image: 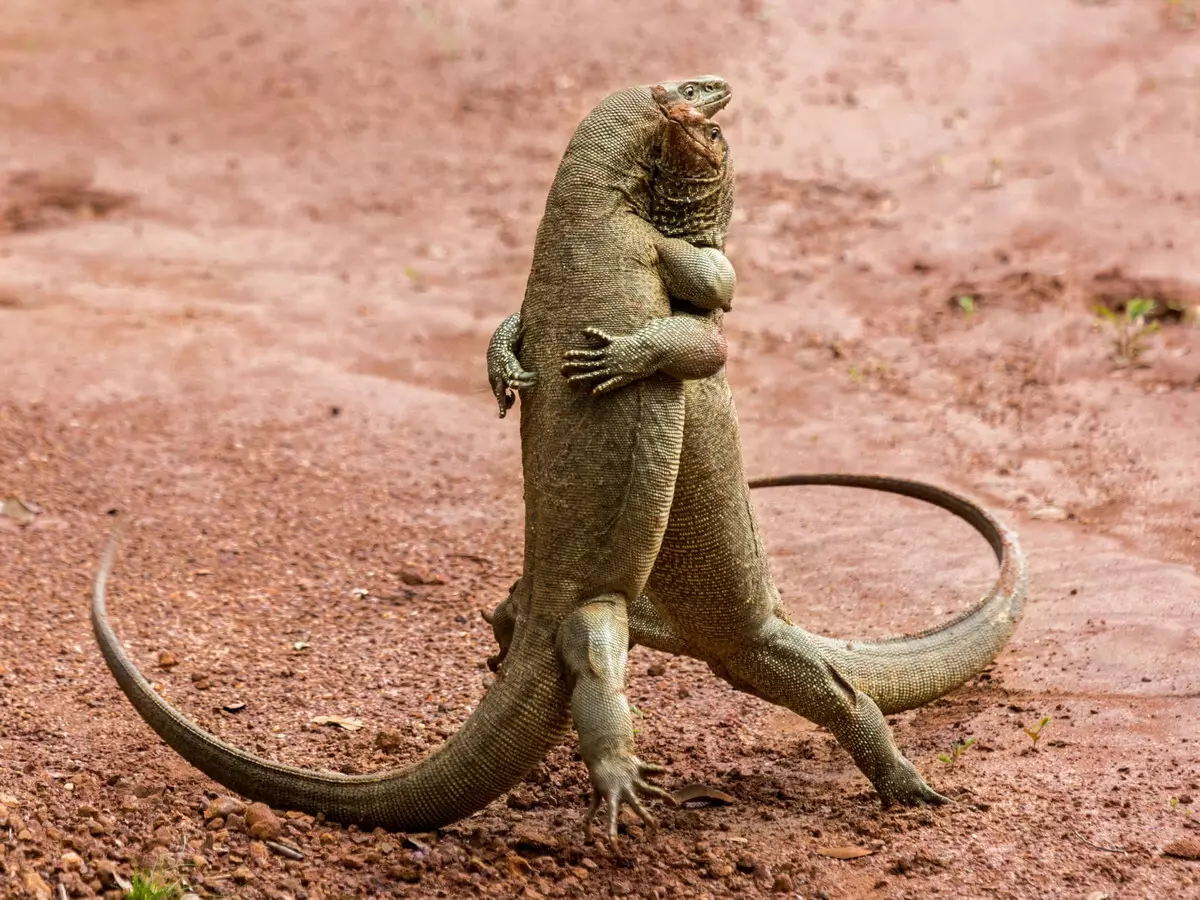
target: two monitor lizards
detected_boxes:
[91,76,1027,843]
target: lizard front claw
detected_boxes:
[583,755,677,843]
[486,312,536,418]
[561,327,657,396]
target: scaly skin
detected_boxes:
[91,77,738,838]
[485,110,1028,812]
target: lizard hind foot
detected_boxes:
[874,757,950,809]
[582,756,677,844]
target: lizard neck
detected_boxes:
[543,86,659,221]
[650,171,732,250]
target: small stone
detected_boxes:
[1163,837,1200,860]
[95,860,121,888]
[225,813,246,833]
[245,802,283,840]
[506,789,536,811]
[374,730,405,753]
[61,850,84,870]
[340,854,366,869]
[23,870,52,900]
[249,841,269,865]
[120,795,139,813]
[398,565,446,586]
[150,825,176,847]
[319,832,337,845]
[232,866,254,884]
[509,824,559,854]
[506,854,533,877]
[735,853,757,874]
[389,861,422,883]
[772,873,794,893]
[612,881,634,897]
[157,651,178,668]
[647,663,667,677]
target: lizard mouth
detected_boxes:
[696,88,732,117]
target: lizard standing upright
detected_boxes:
[90,77,742,838]
[486,100,1028,809]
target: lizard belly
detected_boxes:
[517,223,687,619]
[646,374,780,652]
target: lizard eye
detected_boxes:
[709,126,721,140]
[683,84,696,99]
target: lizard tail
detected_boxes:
[92,526,570,831]
[748,474,1027,715]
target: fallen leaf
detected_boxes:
[223,701,247,713]
[1029,506,1068,521]
[1163,837,1200,860]
[816,846,875,860]
[0,497,37,525]
[672,783,736,807]
[293,641,311,652]
[310,715,364,731]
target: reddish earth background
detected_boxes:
[2,1,1199,898]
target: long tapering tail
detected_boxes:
[748,474,1028,715]
[92,529,569,830]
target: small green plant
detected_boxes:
[956,295,977,317]
[936,737,977,767]
[1095,298,1159,367]
[1022,715,1051,748]
[126,867,183,900]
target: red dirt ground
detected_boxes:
[2,1,1198,898]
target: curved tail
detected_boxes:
[748,474,1027,715]
[92,530,569,830]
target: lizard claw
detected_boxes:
[582,757,677,844]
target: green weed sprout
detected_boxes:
[1023,715,1051,748]
[936,737,977,767]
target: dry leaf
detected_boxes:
[0,497,37,525]
[816,846,875,860]
[293,641,311,652]
[672,783,736,807]
[310,715,364,731]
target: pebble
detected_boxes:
[23,870,52,900]
[225,813,247,833]
[772,873,794,893]
[61,850,84,870]
[204,796,246,821]
[246,802,283,840]
[233,866,255,884]
[157,651,178,668]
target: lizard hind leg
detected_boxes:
[557,597,677,842]
[718,616,948,809]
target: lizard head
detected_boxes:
[656,76,731,117]
[652,93,729,181]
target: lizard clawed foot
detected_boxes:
[874,758,950,809]
[561,327,655,396]
[582,756,677,844]
[490,359,537,418]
